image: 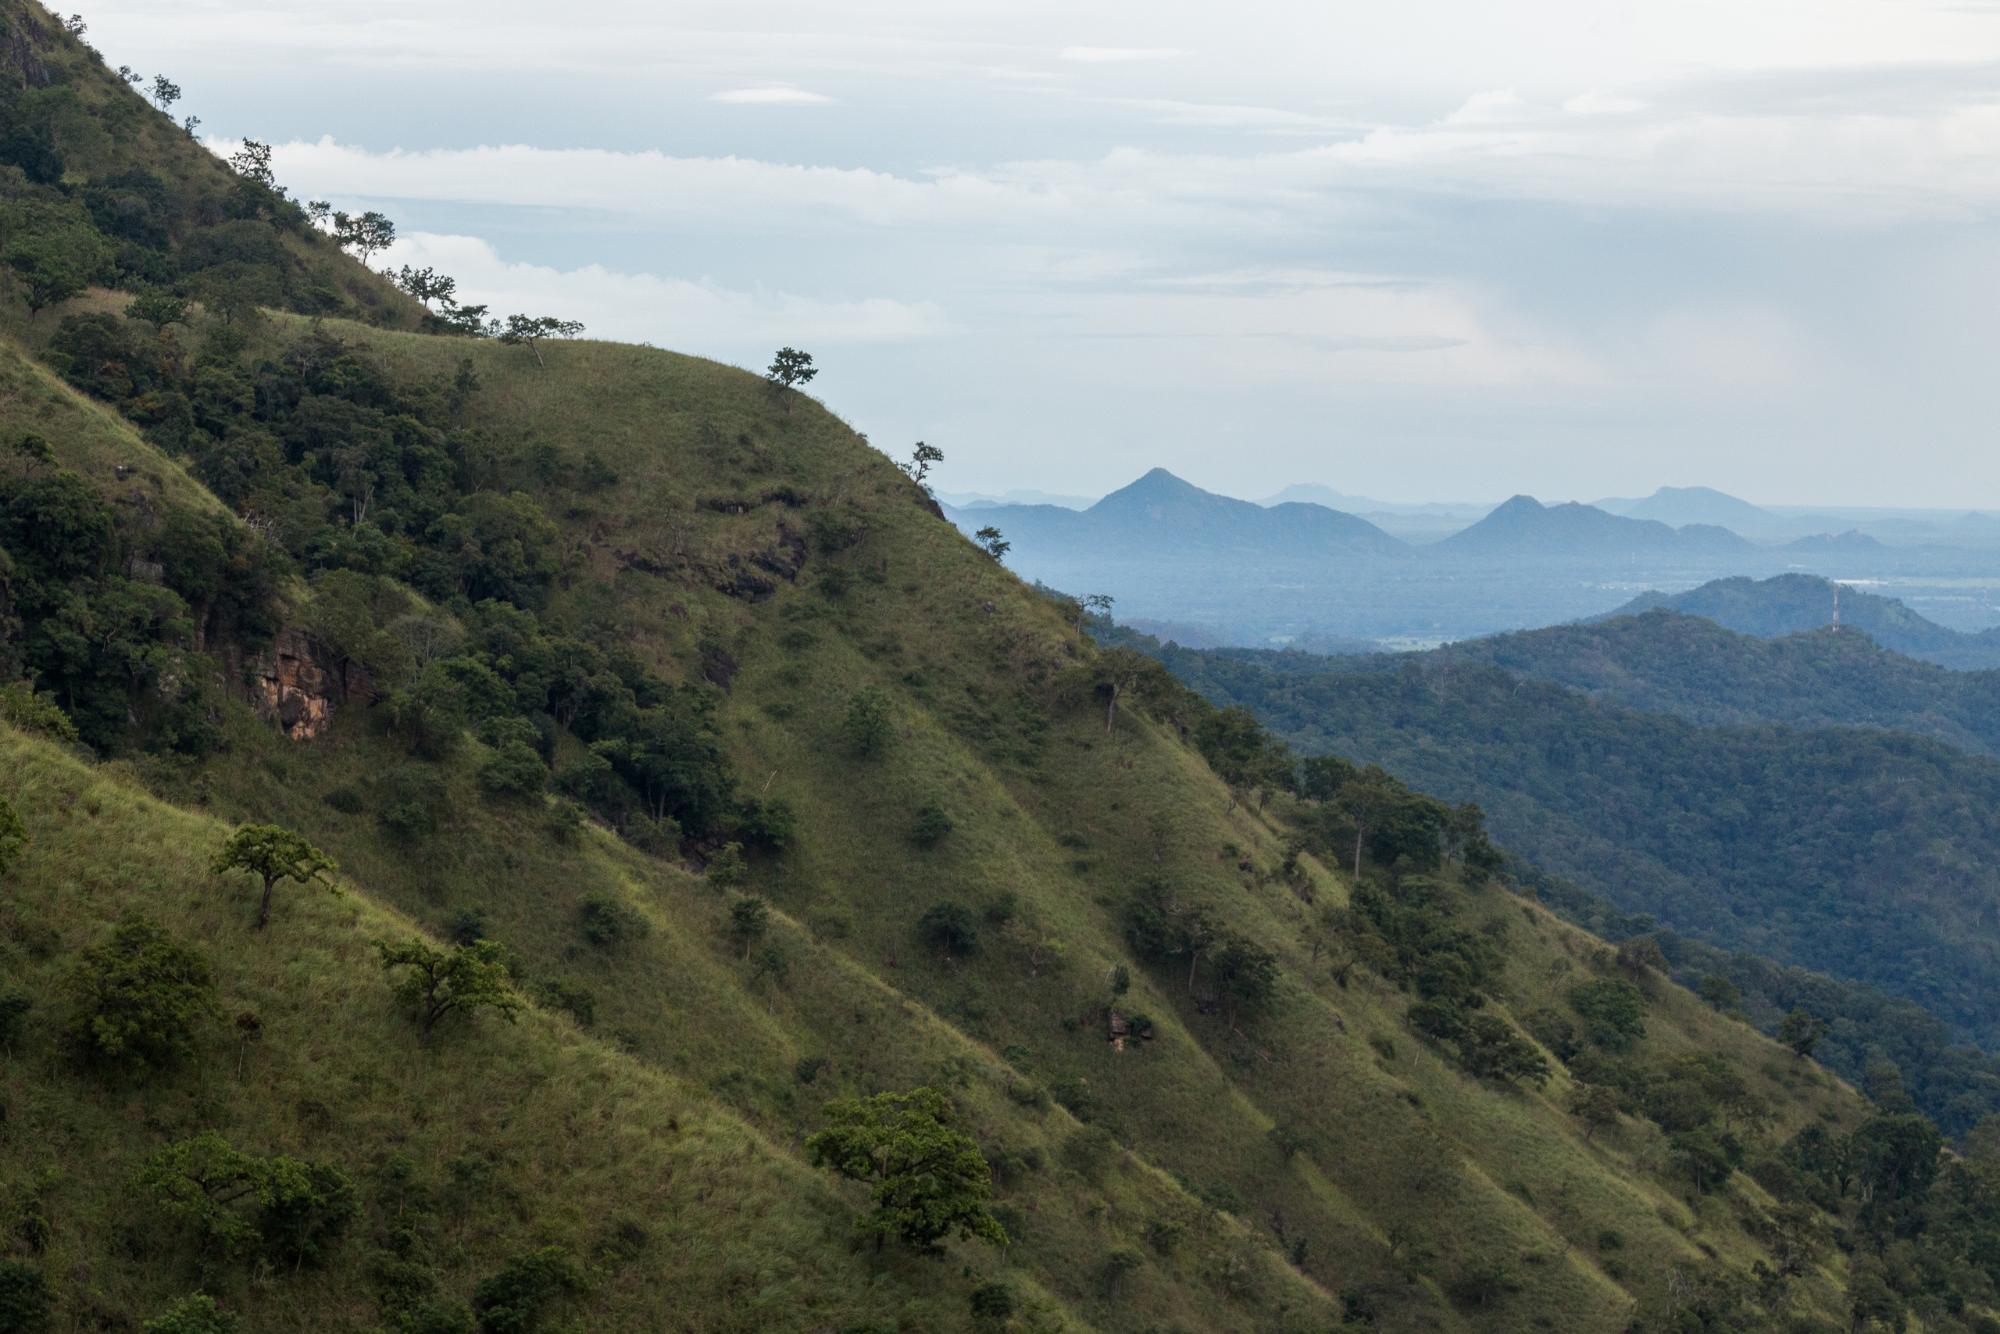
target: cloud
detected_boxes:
[1058,46,1181,63]
[710,85,832,104]
[380,233,949,351]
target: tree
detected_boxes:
[150,74,181,111]
[497,314,585,367]
[765,346,816,410]
[1209,933,1280,1027]
[144,1294,240,1334]
[0,1260,50,1334]
[1076,592,1115,636]
[1571,1083,1621,1141]
[918,901,979,961]
[137,1131,356,1266]
[1332,768,1403,878]
[211,825,335,930]
[225,138,275,187]
[843,686,893,758]
[805,1087,1007,1252]
[6,226,98,318]
[910,799,954,848]
[377,938,523,1039]
[331,210,396,268]
[64,916,218,1077]
[899,441,943,488]
[1778,1007,1828,1059]
[1697,973,1741,1013]
[1458,1014,1551,1087]
[974,525,1010,562]
[394,265,458,312]
[127,290,191,332]
[1570,978,1646,1051]
[472,1246,585,1333]
[728,896,769,958]
[1085,647,1170,737]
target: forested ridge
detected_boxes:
[3,5,1999,1331]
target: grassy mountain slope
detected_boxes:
[0,8,1953,1330]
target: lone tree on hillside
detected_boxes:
[1076,592,1114,635]
[127,290,190,333]
[765,347,816,411]
[393,265,458,312]
[149,74,180,111]
[1084,647,1171,736]
[331,210,396,268]
[1331,767,1402,878]
[226,138,276,188]
[806,1087,1008,1253]
[211,825,336,930]
[974,526,1010,562]
[377,938,522,1039]
[899,441,943,488]
[498,314,585,367]
[64,916,218,1077]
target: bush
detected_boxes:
[0,796,23,876]
[0,1260,50,1334]
[1569,978,1646,1051]
[137,1131,356,1267]
[578,894,646,948]
[531,978,596,1027]
[144,1293,240,1334]
[65,916,217,1077]
[917,901,980,960]
[477,740,546,799]
[705,842,747,888]
[910,799,954,849]
[968,1282,1016,1322]
[472,1246,585,1334]
[842,687,893,758]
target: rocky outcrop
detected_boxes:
[251,629,370,740]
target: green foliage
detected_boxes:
[377,938,523,1038]
[143,1293,239,1334]
[909,799,954,849]
[1777,1007,1827,1058]
[577,894,646,948]
[967,1281,1015,1322]
[705,841,747,887]
[1569,978,1646,1051]
[64,916,217,1076]
[0,683,78,744]
[210,823,335,929]
[917,901,979,961]
[136,1130,356,1265]
[477,739,547,799]
[0,795,22,876]
[471,1247,585,1334]
[843,687,893,758]
[727,896,769,958]
[1696,972,1741,1012]
[1455,1014,1551,1088]
[805,1087,1006,1252]
[0,991,30,1048]
[0,1260,50,1334]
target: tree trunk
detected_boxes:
[530,340,545,368]
[257,876,275,929]
[1105,686,1120,736]
[1352,826,1365,879]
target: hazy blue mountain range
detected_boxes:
[1434,494,1755,558]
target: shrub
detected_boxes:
[531,978,596,1028]
[137,1131,356,1266]
[65,916,217,1077]
[842,687,893,758]
[0,796,24,876]
[705,842,747,888]
[477,740,546,799]
[968,1281,1016,1322]
[910,800,954,849]
[144,1293,240,1334]
[728,896,770,957]
[0,1260,51,1333]
[1569,978,1646,1051]
[578,894,646,948]
[472,1246,585,1334]
[917,901,979,960]
[0,992,29,1049]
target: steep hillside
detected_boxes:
[0,9,1988,1332]
[1614,574,2000,669]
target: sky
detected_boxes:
[78,0,2000,507]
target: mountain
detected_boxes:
[1620,486,1776,531]
[1614,574,2000,669]
[934,487,1097,510]
[947,467,1407,559]
[1429,610,2000,757]
[1784,530,1884,555]
[1436,495,1756,558]
[0,12,1926,1330]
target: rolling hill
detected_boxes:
[1613,573,2000,669]
[1617,486,1777,533]
[0,7,1988,1331]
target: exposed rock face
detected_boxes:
[252,629,370,740]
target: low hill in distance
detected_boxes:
[1614,574,2000,669]
[1436,495,1755,559]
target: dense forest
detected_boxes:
[5,5,2000,1330]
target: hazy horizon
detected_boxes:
[82,0,2000,507]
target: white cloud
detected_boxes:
[1058,46,1181,63]
[711,85,832,104]
[382,233,949,350]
